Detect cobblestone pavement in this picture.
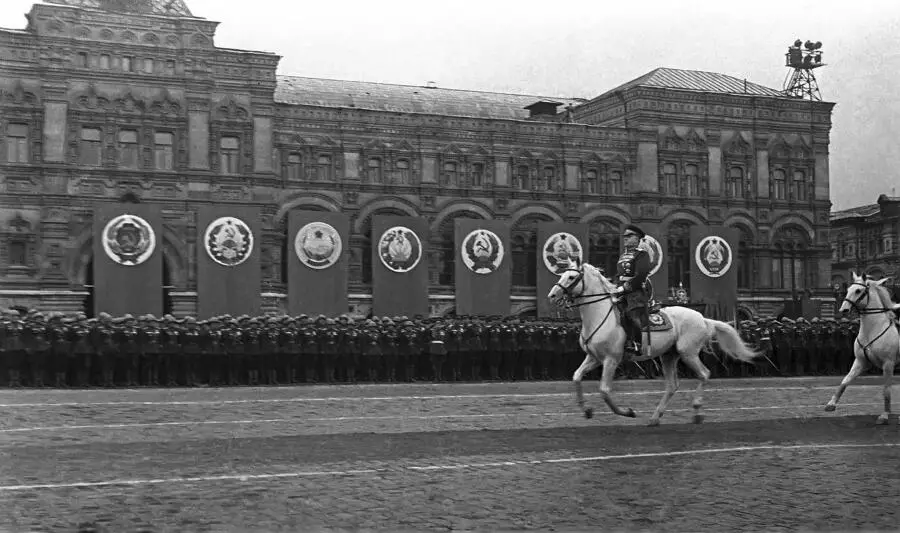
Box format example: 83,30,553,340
1,376,898,532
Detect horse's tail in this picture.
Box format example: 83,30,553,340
706,319,762,363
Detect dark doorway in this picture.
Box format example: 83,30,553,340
162,259,174,316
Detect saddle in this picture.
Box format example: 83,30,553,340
646,308,674,332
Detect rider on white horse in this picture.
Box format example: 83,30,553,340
613,224,652,359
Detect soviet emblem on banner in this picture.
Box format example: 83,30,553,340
642,235,664,277
461,229,504,275
542,232,583,274
204,217,254,267
378,226,422,273
102,214,156,266
695,235,733,278
295,222,342,270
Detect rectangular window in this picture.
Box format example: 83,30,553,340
9,241,27,266
316,154,331,181
684,164,700,196
220,136,239,174
286,153,302,180
515,165,529,189
442,161,457,186
584,170,597,194
100,54,110,69
122,56,133,72
396,158,410,184
154,132,174,170
543,167,555,191
663,164,677,195
143,58,154,74
165,60,175,75
6,124,29,163
80,127,102,166
117,129,139,168
369,157,383,183
793,170,807,201
77,52,88,68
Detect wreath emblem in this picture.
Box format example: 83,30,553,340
695,235,733,278
204,217,254,267
295,222,342,270
542,232,583,274
101,214,156,266
641,235,664,277
649,313,665,326
378,226,422,273
461,229,504,275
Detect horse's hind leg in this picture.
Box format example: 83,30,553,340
681,350,711,424
648,351,680,426
572,354,600,418
876,360,894,425
825,357,867,412
598,356,635,418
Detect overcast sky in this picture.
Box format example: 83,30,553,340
2,0,898,211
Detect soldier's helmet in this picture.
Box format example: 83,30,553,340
325,318,336,325
99,312,112,321
184,316,197,324
163,314,176,322
364,319,376,327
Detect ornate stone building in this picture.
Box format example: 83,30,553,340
830,194,900,298
0,0,836,318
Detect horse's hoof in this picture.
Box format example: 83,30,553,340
693,414,705,424
584,408,594,419
647,418,660,427
876,415,889,426
824,404,836,412
624,408,636,418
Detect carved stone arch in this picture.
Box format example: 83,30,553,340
100,28,114,40
768,135,792,159
364,138,388,150
215,97,250,121
542,150,561,161
142,32,160,44
583,152,604,165
684,128,705,150
440,143,465,157
509,205,564,228
273,194,341,225
75,26,91,38
723,212,759,242
191,33,209,46
431,201,493,232
661,127,683,149
723,132,752,156
316,135,339,148
470,145,490,157
393,140,415,152
511,148,532,160
121,30,137,42
770,214,815,245
661,208,707,228
353,197,421,234
791,136,812,158
578,206,631,227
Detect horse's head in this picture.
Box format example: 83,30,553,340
548,260,586,307
840,271,891,314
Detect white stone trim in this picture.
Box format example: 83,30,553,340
0,290,89,296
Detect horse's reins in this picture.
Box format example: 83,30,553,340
844,281,898,365
553,266,617,349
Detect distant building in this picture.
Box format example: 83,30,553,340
0,0,836,319
830,194,900,299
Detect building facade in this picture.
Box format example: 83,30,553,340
830,194,900,301
0,0,836,319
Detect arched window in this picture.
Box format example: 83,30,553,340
772,225,812,291
727,166,744,198
511,235,528,286
588,220,620,277
609,170,623,195
792,170,807,201
443,161,458,186
771,168,786,200
667,221,693,290
584,169,598,194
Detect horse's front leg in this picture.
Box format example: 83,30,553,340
598,355,636,418
876,360,894,425
825,356,867,412
572,354,599,419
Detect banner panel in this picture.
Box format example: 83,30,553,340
690,225,739,319
454,219,511,317
196,204,262,319
288,211,350,317
92,203,163,317
537,222,590,318
372,216,429,318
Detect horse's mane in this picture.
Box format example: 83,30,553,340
867,280,897,309
582,262,616,292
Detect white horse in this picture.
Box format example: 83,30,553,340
547,261,761,426
825,272,900,425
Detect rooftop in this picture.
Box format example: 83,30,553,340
830,204,880,221
596,67,787,99
274,75,586,120
43,0,195,17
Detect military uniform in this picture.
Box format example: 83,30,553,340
614,225,652,358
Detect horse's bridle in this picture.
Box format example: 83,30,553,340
843,281,897,365
553,266,613,309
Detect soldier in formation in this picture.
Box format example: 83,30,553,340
0,307,872,388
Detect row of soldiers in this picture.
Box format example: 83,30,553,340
0,308,867,388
